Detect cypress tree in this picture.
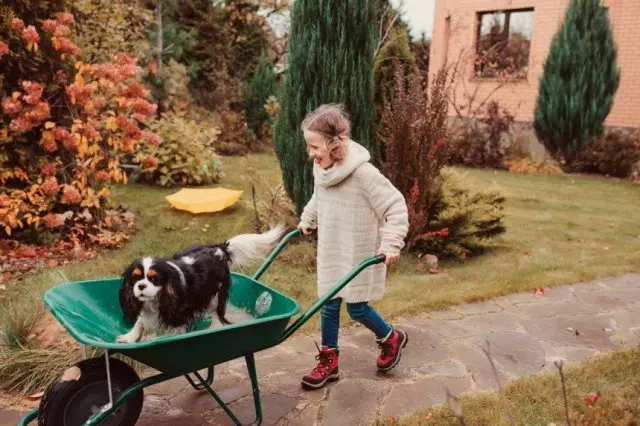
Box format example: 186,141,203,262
274,0,378,214
533,0,620,167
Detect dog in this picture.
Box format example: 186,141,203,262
116,225,284,343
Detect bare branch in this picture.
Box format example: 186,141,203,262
482,341,516,426
554,360,571,426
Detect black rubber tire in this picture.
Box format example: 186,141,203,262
37,357,143,426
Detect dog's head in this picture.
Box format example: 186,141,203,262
120,257,187,324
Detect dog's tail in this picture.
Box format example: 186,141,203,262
226,224,286,269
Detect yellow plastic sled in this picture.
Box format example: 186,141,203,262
165,188,243,214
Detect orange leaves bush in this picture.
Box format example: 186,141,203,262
0,11,159,245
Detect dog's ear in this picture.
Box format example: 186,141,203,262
157,263,189,328
120,261,142,323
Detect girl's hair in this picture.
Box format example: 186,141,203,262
301,103,351,161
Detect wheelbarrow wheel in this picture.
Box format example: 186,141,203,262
37,357,143,426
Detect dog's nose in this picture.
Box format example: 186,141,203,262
137,283,147,291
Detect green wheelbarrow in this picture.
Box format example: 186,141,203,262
18,229,385,426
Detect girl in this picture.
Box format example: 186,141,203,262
297,104,410,390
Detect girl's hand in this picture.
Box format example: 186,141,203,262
298,226,314,236
383,253,399,266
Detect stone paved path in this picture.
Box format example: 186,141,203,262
2,274,639,426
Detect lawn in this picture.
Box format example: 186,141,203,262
3,153,640,333
379,347,640,425
1,153,639,398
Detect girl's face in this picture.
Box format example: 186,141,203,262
304,130,334,169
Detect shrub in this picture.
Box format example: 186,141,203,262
0,10,158,243
245,52,278,143
571,129,640,178
213,109,257,156
160,58,193,116
71,0,152,64
417,170,506,259
379,65,506,259
244,160,298,234
504,157,564,176
136,113,223,187
165,0,267,111
534,0,620,167
379,66,452,251
449,101,514,169
410,35,430,83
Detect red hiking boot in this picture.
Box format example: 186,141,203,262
301,345,339,390
376,328,408,372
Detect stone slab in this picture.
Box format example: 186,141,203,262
382,376,472,418
448,339,510,390
471,331,545,377
322,379,385,426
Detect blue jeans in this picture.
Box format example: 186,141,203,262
321,298,392,349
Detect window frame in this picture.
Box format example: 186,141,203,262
474,7,535,81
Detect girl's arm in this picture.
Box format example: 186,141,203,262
298,190,318,231
359,164,409,259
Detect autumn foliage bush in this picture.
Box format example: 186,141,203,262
0,10,158,244
379,66,452,251
136,113,223,187
379,65,506,258
449,101,515,169
571,129,640,178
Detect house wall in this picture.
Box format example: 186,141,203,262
429,0,640,128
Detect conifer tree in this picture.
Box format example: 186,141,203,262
245,52,278,139
534,0,620,167
274,0,378,214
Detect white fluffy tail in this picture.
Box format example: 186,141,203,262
227,225,286,269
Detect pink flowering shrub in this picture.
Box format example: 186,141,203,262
0,11,159,245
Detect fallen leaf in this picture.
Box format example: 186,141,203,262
46,259,59,268
584,391,600,407
424,412,433,420
567,327,574,332
603,246,610,250
26,391,44,401
600,409,607,417
16,245,37,258
523,250,530,256
0,284,5,291
534,287,544,296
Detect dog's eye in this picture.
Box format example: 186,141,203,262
132,268,142,278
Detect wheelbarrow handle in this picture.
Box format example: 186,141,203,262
278,253,386,343
252,228,302,281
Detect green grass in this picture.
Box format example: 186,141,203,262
379,347,640,425
1,153,639,394
2,155,640,331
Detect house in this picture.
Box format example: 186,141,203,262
429,0,640,132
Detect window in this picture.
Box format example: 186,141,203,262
475,9,534,79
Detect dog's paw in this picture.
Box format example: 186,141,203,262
116,333,139,344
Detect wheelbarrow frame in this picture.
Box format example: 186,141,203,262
19,229,385,426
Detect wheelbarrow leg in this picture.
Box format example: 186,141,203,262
246,354,263,426
185,366,214,390
192,355,263,426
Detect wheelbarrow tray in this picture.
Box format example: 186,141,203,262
44,273,300,376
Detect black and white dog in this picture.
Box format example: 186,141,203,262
116,226,284,343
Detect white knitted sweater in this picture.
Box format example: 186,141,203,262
299,141,409,303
